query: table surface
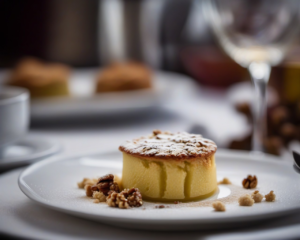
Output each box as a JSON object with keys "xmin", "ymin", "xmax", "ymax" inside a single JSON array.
[{"xmin": 1, "ymin": 70, "xmax": 300, "ymax": 239}]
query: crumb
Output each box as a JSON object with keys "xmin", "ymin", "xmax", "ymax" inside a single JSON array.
[
  {"xmin": 212, "ymin": 201, "xmax": 226, "ymax": 211},
  {"xmin": 93, "ymin": 199, "xmax": 100, "ymax": 204},
  {"xmin": 142, "ymin": 208, "xmax": 146, "ymax": 210},
  {"xmin": 218, "ymin": 177, "xmax": 231, "ymax": 184},
  {"xmin": 251, "ymin": 190, "xmax": 264, "ymax": 203},
  {"xmin": 155, "ymin": 205, "xmax": 165, "ymax": 209},
  {"xmin": 77, "ymin": 178, "xmax": 89, "ymax": 189},
  {"xmin": 174, "ymin": 201, "xmax": 181, "ymax": 204},
  {"xmin": 153, "ymin": 130, "xmax": 162, "ymax": 135},
  {"xmin": 85, "ymin": 185, "xmax": 93, "ymax": 197},
  {"xmin": 155, "ymin": 205, "xmax": 169, "ymax": 209},
  {"xmin": 77, "ymin": 178, "xmax": 97, "ymax": 189},
  {"xmin": 265, "ymin": 191, "xmax": 276, "ymax": 202},
  {"xmin": 239, "ymin": 194, "xmax": 254, "ymax": 206},
  {"xmin": 92, "ymin": 191, "xmax": 106, "ymax": 202}
]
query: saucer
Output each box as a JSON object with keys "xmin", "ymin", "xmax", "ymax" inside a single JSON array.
[{"xmin": 0, "ymin": 137, "xmax": 61, "ymax": 171}]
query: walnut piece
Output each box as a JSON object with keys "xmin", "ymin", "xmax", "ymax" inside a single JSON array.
[
  {"xmin": 85, "ymin": 185, "xmax": 93, "ymax": 197},
  {"xmin": 251, "ymin": 190, "xmax": 264, "ymax": 203},
  {"xmin": 265, "ymin": 191, "xmax": 276, "ymax": 202},
  {"xmin": 218, "ymin": 177, "xmax": 231, "ymax": 185},
  {"xmin": 92, "ymin": 191, "xmax": 106, "ymax": 202},
  {"xmin": 107, "ymin": 188, "xmax": 143, "ymax": 209},
  {"xmin": 92, "ymin": 174, "xmax": 120, "ymax": 196},
  {"xmin": 212, "ymin": 201, "xmax": 226, "ymax": 211},
  {"xmin": 153, "ymin": 129, "xmax": 162, "ymax": 136},
  {"xmin": 107, "ymin": 192, "xmax": 123, "ymax": 208},
  {"xmin": 77, "ymin": 178, "xmax": 98, "ymax": 189},
  {"xmin": 93, "ymin": 199, "xmax": 100, "ymax": 204},
  {"xmin": 239, "ymin": 194, "xmax": 254, "ymax": 206},
  {"xmin": 242, "ymin": 175, "xmax": 258, "ymax": 189}
]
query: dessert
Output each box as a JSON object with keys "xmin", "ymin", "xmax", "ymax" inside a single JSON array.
[
  {"xmin": 96, "ymin": 62, "xmax": 152, "ymax": 93},
  {"xmin": 119, "ymin": 130, "xmax": 218, "ymax": 202},
  {"xmin": 7, "ymin": 57, "xmax": 70, "ymax": 98}
]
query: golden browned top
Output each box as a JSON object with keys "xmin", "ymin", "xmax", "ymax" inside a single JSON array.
[
  {"xmin": 8, "ymin": 57, "xmax": 70, "ymax": 87},
  {"xmin": 119, "ymin": 130, "xmax": 217, "ymax": 161}
]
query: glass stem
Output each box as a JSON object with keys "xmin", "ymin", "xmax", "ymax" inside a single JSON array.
[{"xmin": 248, "ymin": 62, "xmax": 271, "ymax": 152}]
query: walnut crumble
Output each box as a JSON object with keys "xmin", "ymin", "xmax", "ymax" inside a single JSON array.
[
  {"xmin": 251, "ymin": 190, "xmax": 264, "ymax": 203},
  {"xmin": 212, "ymin": 201, "xmax": 226, "ymax": 211},
  {"xmin": 238, "ymin": 194, "xmax": 254, "ymax": 206},
  {"xmin": 77, "ymin": 178, "xmax": 98, "ymax": 189},
  {"xmin": 85, "ymin": 185, "xmax": 93, "ymax": 197},
  {"xmin": 107, "ymin": 188, "xmax": 143, "ymax": 209},
  {"xmin": 79, "ymin": 174, "xmax": 120, "ymax": 202},
  {"xmin": 93, "ymin": 191, "xmax": 106, "ymax": 202},
  {"xmin": 265, "ymin": 191, "xmax": 276, "ymax": 202},
  {"xmin": 242, "ymin": 175, "xmax": 258, "ymax": 189},
  {"xmin": 92, "ymin": 174, "xmax": 120, "ymax": 196},
  {"xmin": 218, "ymin": 177, "xmax": 231, "ymax": 185}
]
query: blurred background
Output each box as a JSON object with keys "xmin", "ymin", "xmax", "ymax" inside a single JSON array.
[
  {"xmin": 0, "ymin": 0, "xmax": 249, "ymax": 77},
  {"xmin": 1, "ymin": 0, "xmax": 300, "ymax": 157}
]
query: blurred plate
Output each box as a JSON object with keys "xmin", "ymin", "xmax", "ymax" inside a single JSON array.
[
  {"xmin": 19, "ymin": 150, "xmax": 300, "ymax": 230},
  {"xmin": 30, "ymin": 70, "xmax": 196, "ymax": 119},
  {"xmin": 0, "ymin": 137, "xmax": 61, "ymax": 171}
]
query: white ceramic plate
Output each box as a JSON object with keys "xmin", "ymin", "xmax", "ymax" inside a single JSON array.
[
  {"xmin": 30, "ymin": 70, "xmax": 196, "ymax": 119},
  {"xmin": 18, "ymin": 150, "xmax": 300, "ymax": 230},
  {"xmin": 0, "ymin": 137, "xmax": 61, "ymax": 171}
]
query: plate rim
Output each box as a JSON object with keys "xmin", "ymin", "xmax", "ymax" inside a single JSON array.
[{"xmin": 18, "ymin": 149, "xmax": 300, "ymax": 225}]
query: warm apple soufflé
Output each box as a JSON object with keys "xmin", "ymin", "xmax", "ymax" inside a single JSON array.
[{"xmin": 119, "ymin": 130, "xmax": 218, "ymax": 202}]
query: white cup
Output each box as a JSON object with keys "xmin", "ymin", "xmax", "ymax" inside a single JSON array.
[{"xmin": 0, "ymin": 87, "xmax": 29, "ymax": 149}]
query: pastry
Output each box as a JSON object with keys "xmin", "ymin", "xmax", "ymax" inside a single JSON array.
[
  {"xmin": 96, "ymin": 62, "xmax": 152, "ymax": 93},
  {"xmin": 8, "ymin": 57, "xmax": 70, "ymax": 98},
  {"xmin": 119, "ymin": 130, "xmax": 218, "ymax": 202}
]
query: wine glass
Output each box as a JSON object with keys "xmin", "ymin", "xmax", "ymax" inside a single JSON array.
[{"xmin": 202, "ymin": 0, "xmax": 300, "ymax": 152}]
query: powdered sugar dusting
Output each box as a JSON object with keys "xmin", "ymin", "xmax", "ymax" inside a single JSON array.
[{"xmin": 119, "ymin": 130, "xmax": 217, "ymax": 159}]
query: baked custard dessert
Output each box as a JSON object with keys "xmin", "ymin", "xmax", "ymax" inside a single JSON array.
[
  {"xmin": 96, "ymin": 62, "xmax": 152, "ymax": 93},
  {"xmin": 119, "ymin": 130, "xmax": 218, "ymax": 202},
  {"xmin": 8, "ymin": 57, "xmax": 70, "ymax": 98}
]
